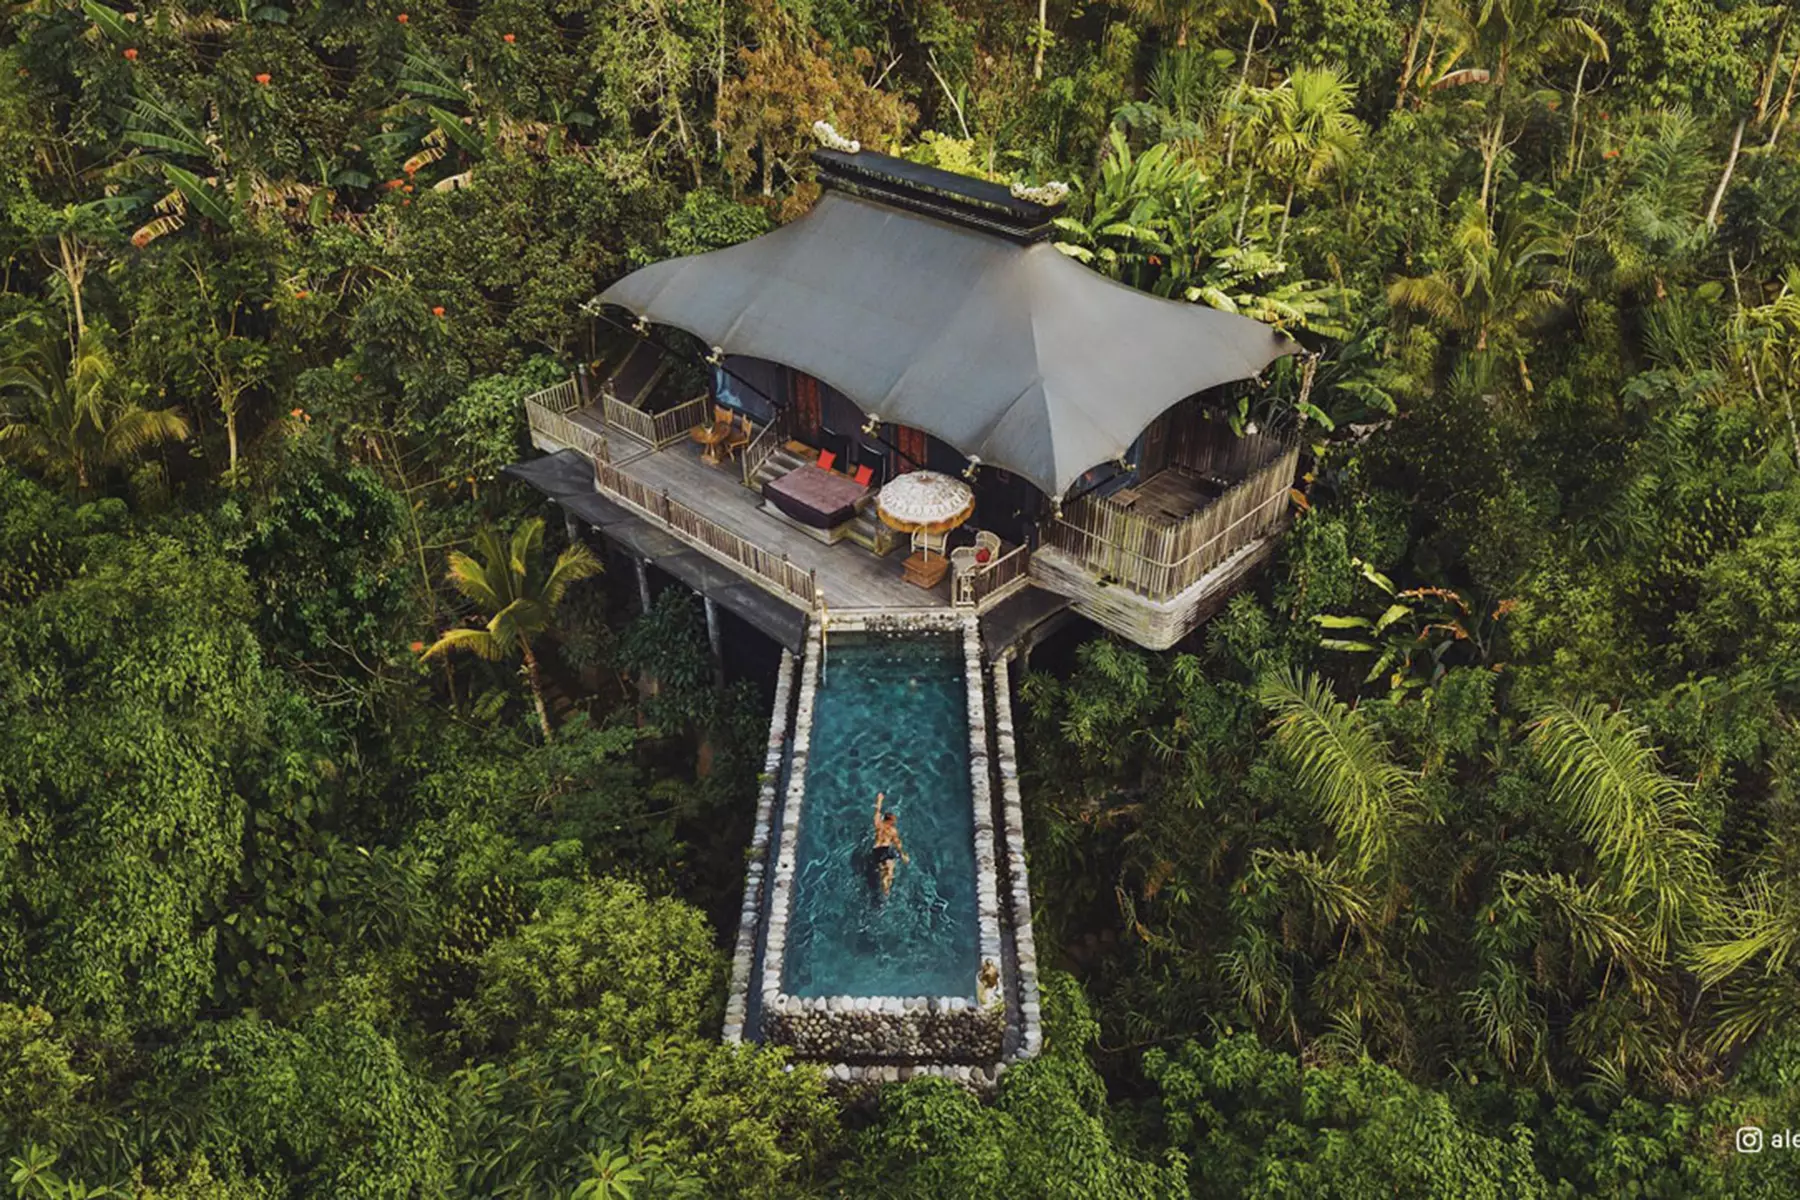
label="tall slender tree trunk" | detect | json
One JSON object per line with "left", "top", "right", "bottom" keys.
{"left": 1768, "top": 43, "right": 1800, "bottom": 148}
{"left": 226, "top": 407, "right": 239, "bottom": 475}
{"left": 521, "top": 640, "right": 554, "bottom": 743}
{"left": 1239, "top": 18, "right": 1259, "bottom": 90}
{"left": 1479, "top": 110, "right": 1505, "bottom": 216}
{"left": 1224, "top": 19, "right": 1262, "bottom": 170}
{"left": 1564, "top": 55, "right": 1589, "bottom": 179}
{"left": 57, "top": 234, "right": 86, "bottom": 341}
{"left": 1395, "top": 0, "right": 1430, "bottom": 110}
{"left": 1278, "top": 178, "right": 1296, "bottom": 253}
{"left": 1234, "top": 166, "right": 1257, "bottom": 242}
{"left": 1756, "top": 12, "right": 1790, "bottom": 123}
{"left": 1034, "top": 0, "right": 1048, "bottom": 80}
{"left": 1706, "top": 116, "right": 1748, "bottom": 229}
{"left": 716, "top": 0, "right": 726, "bottom": 157}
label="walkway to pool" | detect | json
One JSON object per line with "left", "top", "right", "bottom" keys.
{"left": 721, "top": 610, "right": 1042, "bottom": 1089}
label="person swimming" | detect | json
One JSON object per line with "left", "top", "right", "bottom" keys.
{"left": 871, "top": 791, "right": 909, "bottom": 898}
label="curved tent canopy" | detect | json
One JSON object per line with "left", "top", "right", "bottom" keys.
{"left": 596, "top": 186, "right": 1298, "bottom": 499}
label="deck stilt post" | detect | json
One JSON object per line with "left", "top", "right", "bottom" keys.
{"left": 704, "top": 595, "right": 725, "bottom": 687}
{"left": 635, "top": 556, "right": 652, "bottom": 613}
{"left": 562, "top": 510, "right": 582, "bottom": 544}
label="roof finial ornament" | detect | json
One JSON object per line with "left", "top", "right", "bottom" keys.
{"left": 1009, "top": 179, "right": 1070, "bottom": 206}
{"left": 812, "top": 120, "right": 860, "bottom": 153}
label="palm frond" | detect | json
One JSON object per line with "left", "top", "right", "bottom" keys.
{"left": 542, "top": 543, "right": 603, "bottom": 606}
{"left": 1528, "top": 699, "right": 1718, "bottom": 957}
{"left": 101, "top": 405, "right": 190, "bottom": 463}
{"left": 445, "top": 549, "right": 505, "bottom": 611}
{"left": 423, "top": 627, "right": 504, "bottom": 662}
{"left": 1387, "top": 275, "right": 1464, "bottom": 326}
{"left": 508, "top": 518, "right": 545, "bottom": 582}
{"left": 1257, "top": 667, "right": 1418, "bottom": 873}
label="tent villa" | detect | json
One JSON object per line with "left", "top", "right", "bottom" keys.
{"left": 506, "top": 140, "right": 1306, "bottom": 1083}
{"left": 510, "top": 143, "right": 1301, "bottom": 656}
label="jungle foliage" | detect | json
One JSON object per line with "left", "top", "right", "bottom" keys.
{"left": 3, "top": 0, "right": 1800, "bottom": 1195}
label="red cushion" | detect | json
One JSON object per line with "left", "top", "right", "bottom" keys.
{"left": 815, "top": 450, "right": 837, "bottom": 472}
{"left": 975, "top": 547, "right": 991, "bottom": 564}
{"left": 853, "top": 465, "right": 874, "bottom": 487}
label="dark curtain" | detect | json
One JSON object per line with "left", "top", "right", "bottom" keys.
{"left": 971, "top": 467, "right": 1044, "bottom": 548}
{"left": 713, "top": 355, "right": 779, "bottom": 422}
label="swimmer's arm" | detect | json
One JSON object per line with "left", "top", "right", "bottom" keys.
{"left": 874, "top": 791, "right": 884, "bottom": 824}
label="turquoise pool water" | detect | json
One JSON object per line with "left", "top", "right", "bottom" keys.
{"left": 784, "top": 634, "right": 979, "bottom": 999}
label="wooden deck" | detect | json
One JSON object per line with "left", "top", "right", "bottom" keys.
{"left": 606, "top": 436, "right": 948, "bottom": 610}
{"left": 1115, "top": 467, "right": 1228, "bottom": 522}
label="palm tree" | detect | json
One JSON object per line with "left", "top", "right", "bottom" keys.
{"left": 1387, "top": 199, "right": 1566, "bottom": 392}
{"left": 1602, "top": 108, "right": 1713, "bottom": 297}
{"left": 1432, "top": 0, "right": 1609, "bottom": 211}
{"left": 1256, "top": 667, "right": 1419, "bottom": 876}
{"left": 0, "top": 318, "right": 190, "bottom": 493}
{"left": 424, "top": 519, "right": 602, "bottom": 743}
{"left": 1733, "top": 264, "right": 1800, "bottom": 462}
{"left": 1258, "top": 66, "right": 1364, "bottom": 252}
{"left": 1527, "top": 700, "right": 1717, "bottom": 965}
{"left": 1692, "top": 870, "right": 1800, "bottom": 1053}
{"left": 1124, "top": 0, "right": 1273, "bottom": 51}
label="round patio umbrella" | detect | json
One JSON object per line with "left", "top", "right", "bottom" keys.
{"left": 877, "top": 471, "right": 975, "bottom": 558}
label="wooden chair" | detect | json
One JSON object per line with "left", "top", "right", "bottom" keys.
{"left": 723, "top": 413, "right": 752, "bottom": 460}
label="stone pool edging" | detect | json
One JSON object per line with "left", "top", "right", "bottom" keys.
{"left": 722, "top": 648, "right": 797, "bottom": 1045}
{"left": 756, "top": 614, "right": 1006, "bottom": 1063}
{"left": 990, "top": 653, "right": 1043, "bottom": 1062}
{"left": 963, "top": 617, "right": 1006, "bottom": 1017}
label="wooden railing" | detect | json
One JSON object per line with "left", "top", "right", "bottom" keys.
{"left": 953, "top": 543, "right": 1032, "bottom": 609}
{"left": 1168, "top": 419, "right": 1289, "bottom": 481}
{"left": 592, "top": 454, "right": 818, "bottom": 607}
{"left": 741, "top": 406, "right": 798, "bottom": 486}
{"left": 526, "top": 396, "right": 606, "bottom": 460}
{"left": 601, "top": 391, "right": 709, "bottom": 449}
{"left": 523, "top": 376, "right": 580, "bottom": 414}
{"left": 1046, "top": 440, "right": 1299, "bottom": 601}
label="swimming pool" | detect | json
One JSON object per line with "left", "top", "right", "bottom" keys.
{"left": 783, "top": 633, "right": 979, "bottom": 998}
{"left": 755, "top": 614, "right": 1008, "bottom": 1065}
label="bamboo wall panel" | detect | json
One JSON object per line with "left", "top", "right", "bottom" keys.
{"left": 1047, "top": 439, "right": 1299, "bottom": 601}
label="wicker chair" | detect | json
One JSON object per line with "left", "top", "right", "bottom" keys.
{"left": 974, "top": 530, "right": 1002, "bottom": 557}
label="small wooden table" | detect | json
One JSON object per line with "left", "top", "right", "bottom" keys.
{"left": 903, "top": 550, "right": 950, "bottom": 589}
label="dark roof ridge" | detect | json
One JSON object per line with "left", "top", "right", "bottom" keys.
{"left": 812, "top": 148, "right": 1064, "bottom": 244}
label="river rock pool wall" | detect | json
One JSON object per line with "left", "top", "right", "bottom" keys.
{"left": 990, "top": 652, "right": 1042, "bottom": 1061}
{"left": 723, "top": 648, "right": 796, "bottom": 1046}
